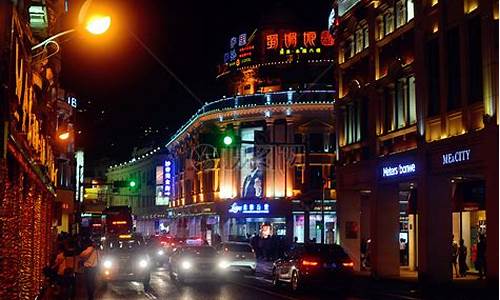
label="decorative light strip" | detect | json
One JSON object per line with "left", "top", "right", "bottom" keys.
{"left": 108, "top": 89, "right": 335, "bottom": 170}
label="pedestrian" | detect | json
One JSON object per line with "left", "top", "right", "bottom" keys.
{"left": 399, "top": 238, "right": 407, "bottom": 265}
{"left": 475, "top": 234, "right": 486, "bottom": 279}
{"left": 458, "top": 239, "right": 468, "bottom": 277}
{"left": 451, "top": 235, "right": 459, "bottom": 277}
{"left": 80, "top": 239, "right": 99, "bottom": 300}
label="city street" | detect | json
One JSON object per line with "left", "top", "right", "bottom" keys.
{"left": 68, "top": 264, "right": 493, "bottom": 300}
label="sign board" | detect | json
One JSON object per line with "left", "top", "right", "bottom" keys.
{"left": 381, "top": 163, "right": 416, "bottom": 178}
{"left": 442, "top": 149, "right": 471, "bottom": 165}
{"left": 228, "top": 202, "right": 270, "bottom": 215}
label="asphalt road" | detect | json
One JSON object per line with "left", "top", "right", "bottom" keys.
{"left": 76, "top": 267, "right": 366, "bottom": 300}
{"left": 73, "top": 266, "right": 492, "bottom": 300}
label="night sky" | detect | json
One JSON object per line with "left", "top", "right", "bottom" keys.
{"left": 61, "top": 0, "right": 332, "bottom": 171}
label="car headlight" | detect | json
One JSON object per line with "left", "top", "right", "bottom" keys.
{"left": 158, "top": 250, "right": 164, "bottom": 256}
{"left": 103, "top": 259, "right": 112, "bottom": 269}
{"left": 139, "top": 259, "right": 148, "bottom": 268}
{"left": 218, "top": 259, "right": 230, "bottom": 269}
{"left": 181, "top": 260, "right": 192, "bottom": 270}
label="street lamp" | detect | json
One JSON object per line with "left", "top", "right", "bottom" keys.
{"left": 58, "top": 132, "right": 70, "bottom": 141}
{"left": 31, "top": 0, "right": 111, "bottom": 52}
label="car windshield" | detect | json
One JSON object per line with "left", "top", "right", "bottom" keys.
{"left": 224, "top": 243, "right": 253, "bottom": 252}
{"left": 182, "top": 246, "right": 217, "bottom": 257}
{"left": 303, "top": 244, "right": 349, "bottom": 259}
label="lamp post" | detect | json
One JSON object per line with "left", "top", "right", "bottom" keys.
{"left": 31, "top": 0, "right": 111, "bottom": 54}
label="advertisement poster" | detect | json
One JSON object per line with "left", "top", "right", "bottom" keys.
{"left": 240, "top": 127, "right": 264, "bottom": 198}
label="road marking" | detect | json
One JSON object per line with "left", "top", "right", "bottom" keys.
{"left": 372, "top": 292, "right": 421, "bottom": 300}
{"left": 231, "top": 281, "right": 301, "bottom": 300}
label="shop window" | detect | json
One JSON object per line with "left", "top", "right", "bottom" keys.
{"left": 447, "top": 27, "right": 461, "bottom": 111}
{"left": 468, "top": 16, "right": 483, "bottom": 103}
{"left": 426, "top": 38, "right": 441, "bottom": 116}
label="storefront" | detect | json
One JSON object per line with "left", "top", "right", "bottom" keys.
{"left": 375, "top": 151, "right": 419, "bottom": 276}
{"left": 216, "top": 198, "right": 292, "bottom": 242}
{"left": 427, "top": 134, "right": 488, "bottom": 276}
{"left": 292, "top": 200, "right": 337, "bottom": 244}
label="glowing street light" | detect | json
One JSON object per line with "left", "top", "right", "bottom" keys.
{"left": 58, "top": 132, "right": 70, "bottom": 141}
{"left": 31, "top": 0, "right": 111, "bottom": 52}
{"left": 85, "top": 15, "right": 111, "bottom": 35}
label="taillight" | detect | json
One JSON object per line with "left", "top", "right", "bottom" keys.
{"left": 301, "top": 259, "right": 319, "bottom": 267}
{"left": 342, "top": 261, "right": 354, "bottom": 268}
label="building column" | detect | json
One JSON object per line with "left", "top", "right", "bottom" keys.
{"left": 371, "top": 183, "right": 399, "bottom": 277}
{"left": 418, "top": 175, "right": 452, "bottom": 284}
{"left": 484, "top": 122, "right": 499, "bottom": 284}
{"left": 337, "top": 188, "right": 361, "bottom": 271}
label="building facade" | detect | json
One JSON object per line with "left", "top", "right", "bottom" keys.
{"left": 106, "top": 149, "right": 169, "bottom": 236}
{"left": 165, "top": 90, "right": 336, "bottom": 246}
{"left": 332, "top": 0, "right": 498, "bottom": 284}
{"left": 0, "top": 0, "right": 73, "bottom": 299}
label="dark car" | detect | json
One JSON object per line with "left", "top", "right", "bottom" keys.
{"left": 168, "top": 245, "right": 228, "bottom": 283}
{"left": 272, "top": 243, "right": 354, "bottom": 291}
{"left": 99, "top": 236, "right": 152, "bottom": 289}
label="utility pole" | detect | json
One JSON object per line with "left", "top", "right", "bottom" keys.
{"left": 321, "top": 178, "right": 325, "bottom": 244}
{"left": 303, "top": 143, "right": 311, "bottom": 243}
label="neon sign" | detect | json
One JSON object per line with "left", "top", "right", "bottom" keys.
{"left": 228, "top": 202, "right": 270, "bottom": 214}
{"left": 442, "top": 149, "right": 471, "bottom": 165}
{"left": 265, "top": 30, "right": 334, "bottom": 50}
{"left": 382, "top": 163, "right": 416, "bottom": 178}
{"left": 163, "top": 160, "right": 173, "bottom": 198}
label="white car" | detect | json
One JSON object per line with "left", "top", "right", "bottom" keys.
{"left": 168, "top": 245, "right": 227, "bottom": 283}
{"left": 216, "top": 242, "right": 256, "bottom": 274}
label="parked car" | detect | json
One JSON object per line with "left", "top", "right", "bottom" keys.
{"left": 215, "top": 242, "right": 256, "bottom": 275}
{"left": 272, "top": 243, "right": 354, "bottom": 291}
{"left": 168, "top": 245, "right": 228, "bottom": 283}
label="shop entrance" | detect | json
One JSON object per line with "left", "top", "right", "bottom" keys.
{"left": 398, "top": 182, "right": 418, "bottom": 276}
{"left": 451, "top": 178, "right": 486, "bottom": 279}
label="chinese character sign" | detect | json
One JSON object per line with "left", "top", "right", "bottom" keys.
{"left": 239, "top": 33, "right": 247, "bottom": 46}
{"left": 303, "top": 31, "right": 317, "bottom": 47}
{"left": 284, "top": 32, "right": 298, "bottom": 48}
{"left": 266, "top": 34, "right": 279, "bottom": 50}
{"left": 320, "top": 30, "right": 335, "bottom": 46}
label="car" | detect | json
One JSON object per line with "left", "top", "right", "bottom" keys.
{"left": 215, "top": 242, "right": 256, "bottom": 275}
{"left": 99, "top": 236, "right": 152, "bottom": 289}
{"left": 168, "top": 245, "right": 227, "bottom": 284}
{"left": 272, "top": 243, "right": 354, "bottom": 291}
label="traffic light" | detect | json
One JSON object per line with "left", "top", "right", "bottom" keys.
{"left": 129, "top": 180, "right": 136, "bottom": 188}
{"left": 113, "top": 179, "right": 138, "bottom": 189}
{"left": 219, "top": 129, "right": 239, "bottom": 148}
{"left": 223, "top": 135, "right": 233, "bottom": 146}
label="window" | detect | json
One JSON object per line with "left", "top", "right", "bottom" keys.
{"left": 384, "top": 9, "right": 395, "bottom": 35}
{"left": 396, "top": 0, "right": 407, "bottom": 28}
{"left": 468, "top": 16, "right": 483, "bottom": 103}
{"left": 294, "top": 166, "right": 303, "bottom": 188}
{"left": 383, "top": 76, "right": 417, "bottom": 132}
{"left": 309, "top": 166, "right": 323, "bottom": 190}
{"left": 447, "top": 27, "right": 461, "bottom": 111}
{"left": 426, "top": 38, "right": 440, "bottom": 116}
{"left": 294, "top": 134, "right": 303, "bottom": 144}
{"left": 343, "top": 101, "right": 363, "bottom": 144}
{"left": 309, "top": 133, "right": 324, "bottom": 152}
{"left": 380, "top": 0, "right": 414, "bottom": 38}
{"left": 354, "top": 24, "right": 369, "bottom": 54}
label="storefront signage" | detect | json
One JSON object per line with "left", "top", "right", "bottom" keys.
{"left": 163, "top": 160, "right": 173, "bottom": 198}
{"left": 382, "top": 163, "right": 416, "bottom": 178}
{"left": 228, "top": 202, "right": 270, "bottom": 214}
{"left": 442, "top": 149, "right": 471, "bottom": 165}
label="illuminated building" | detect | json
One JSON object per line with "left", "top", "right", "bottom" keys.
{"left": 106, "top": 147, "right": 169, "bottom": 236}
{"left": 333, "top": 0, "right": 498, "bottom": 284}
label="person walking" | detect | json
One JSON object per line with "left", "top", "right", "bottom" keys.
{"left": 475, "top": 234, "right": 486, "bottom": 279}
{"left": 80, "top": 239, "right": 99, "bottom": 300}
{"left": 458, "top": 239, "right": 468, "bottom": 277}
{"left": 451, "top": 235, "right": 459, "bottom": 277}
{"left": 399, "top": 238, "right": 407, "bottom": 266}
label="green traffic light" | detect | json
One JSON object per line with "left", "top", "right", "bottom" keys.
{"left": 129, "top": 180, "right": 136, "bottom": 188}
{"left": 223, "top": 135, "right": 233, "bottom": 146}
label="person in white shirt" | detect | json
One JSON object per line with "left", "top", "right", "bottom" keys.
{"left": 80, "top": 239, "right": 99, "bottom": 300}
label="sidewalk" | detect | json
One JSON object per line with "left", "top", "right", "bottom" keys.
{"left": 255, "top": 259, "right": 495, "bottom": 299}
